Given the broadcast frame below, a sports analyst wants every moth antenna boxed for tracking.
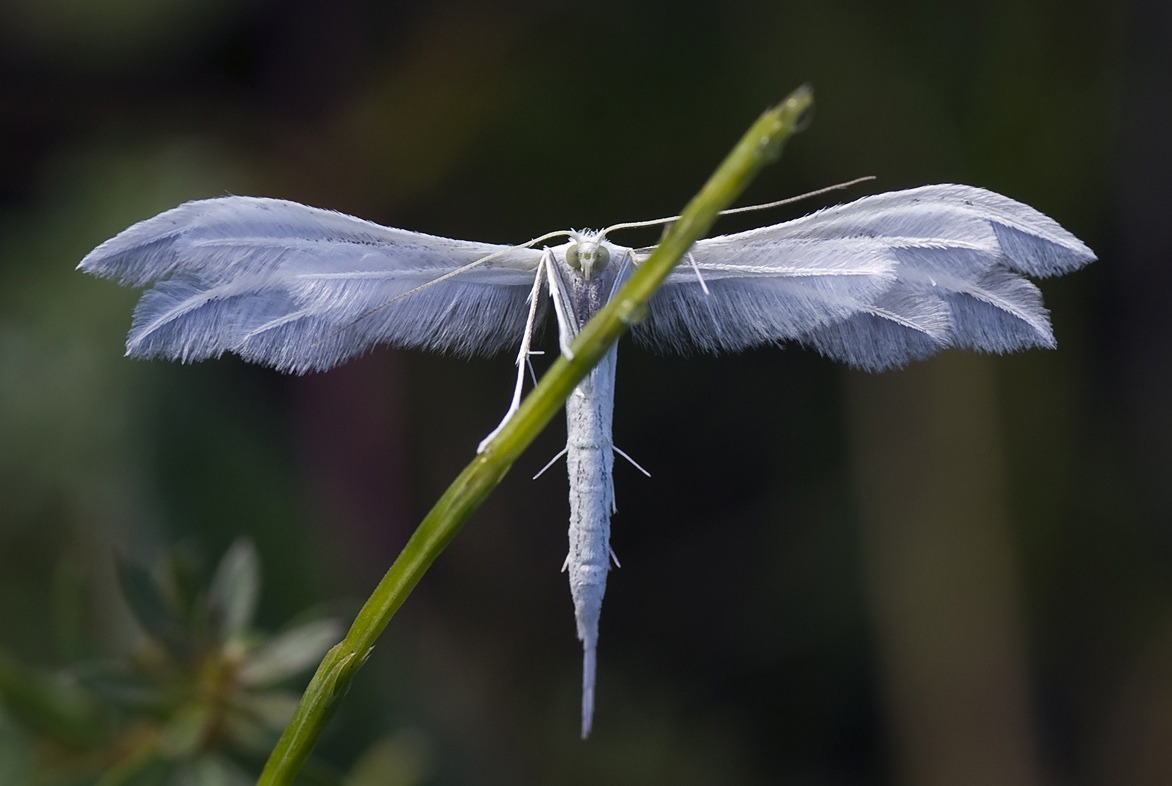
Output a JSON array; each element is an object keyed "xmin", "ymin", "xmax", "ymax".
[
  {"xmin": 717, "ymin": 175, "xmax": 876, "ymax": 216},
  {"xmin": 478, "ymin": 256, "xmax": 551, "ymax": 453},
  {"xmin": 600, "ymin": 175, "xmax": 876, "ymax": 237}
]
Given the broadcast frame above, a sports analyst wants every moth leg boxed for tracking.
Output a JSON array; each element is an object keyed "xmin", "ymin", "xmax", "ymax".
[
  {"xmin": 613, "ymin": 445, "xmax": 651, "ymax": 477},
  {"xmin": 477, "ymin": 260, "xmax": 548, "ymax": 453},
  {"xmin": 685, "ymin": 251, "xmax": 710, "ymax": 295},
  {"xmin": 545, "ymin": 248, "xmax": 579, "ymax": 360},
  {"xmin": 525, "ymin": 351, "xmax": 544, "ymax": 385},
  {"xmin": 683, "ymin": 248, "xmax": 728, "ymax": 346},
  {"xmin": 608, "ymin": 251, "xmax": 646, "ymax": 328},
  {"xmin": 532, "ymin": 447, "xmax": 568, "ymax": 480}
]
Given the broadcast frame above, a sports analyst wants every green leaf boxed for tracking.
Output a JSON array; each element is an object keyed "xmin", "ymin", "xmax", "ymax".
[
  {"xmin": 160, "ymin": 703, "xmax": 214, "ymax": 759},
  {"xmin": 207, "ymin": 539, "xmax": 261, "ymax": 644},
  {"xmin": 0, "ymin": 648, "xmax": 106, "ymax": 748},
  {"xmin": 238, "ymin": 621, "xmax": 343, "ymax": 688},
  {"xmin": 162, "ymin": 546, "xmax": 206, "ymax": 632},
  {"xmin": 231, "ymin": 691, "xmax": 301, "ymax": 730},
  {"xmin": 223, "ymin": 692, "xmax": 300, "ymax": 753},
  {"xmin": 115, "ymin": 554, "xmax": 192, "ymax": 660},
  {"xmin": 74, "ymin": 662, "xmax": 166, "ymax": 710}
]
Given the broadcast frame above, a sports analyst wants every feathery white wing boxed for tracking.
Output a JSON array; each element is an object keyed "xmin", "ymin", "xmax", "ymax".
[
  {"xmin": 78, "ymin": 182, "xmax": 1094, "ymax": 740},
  {"xmin": 633, "ymin": 184, "xmax": 1095, "ymax": 370},
  {"xmin": 78, "ymin": 196, "xmax": 545, "ymax": 373}
]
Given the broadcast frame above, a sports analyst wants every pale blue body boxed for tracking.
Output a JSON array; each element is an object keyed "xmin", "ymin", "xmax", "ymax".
[{"xmin": 552, "ymin": 237, "xmax": 625, "ymax": 738}]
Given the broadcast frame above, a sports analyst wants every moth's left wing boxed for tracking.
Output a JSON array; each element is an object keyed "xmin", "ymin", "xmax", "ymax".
[
  {"xmin": 80, "ymin": 197, "xmax": 545, "ymax": 373},
  {"xmin": 632, "ymin": 184, "xmax": 1094, "ymax": 371}
]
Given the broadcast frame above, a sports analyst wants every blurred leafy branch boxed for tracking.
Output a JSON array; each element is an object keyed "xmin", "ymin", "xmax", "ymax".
[{"xmin": 0, "ymin": 539, "xmax": 411, "ymax": 786}]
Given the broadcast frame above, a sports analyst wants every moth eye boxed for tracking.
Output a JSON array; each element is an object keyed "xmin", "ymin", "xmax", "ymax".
[
  {"xmin": 566, "ymin": 244, "xmax": 580, "ymax": 270},
  {"xmin": 595, "ymin": 245, "xmax": 610, "ymax": 270}
]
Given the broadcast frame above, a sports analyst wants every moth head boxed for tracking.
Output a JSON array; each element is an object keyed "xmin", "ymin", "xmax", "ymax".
[{"xmin": 565, "ymin": 233, "xmax": 611, "ymax": 281}]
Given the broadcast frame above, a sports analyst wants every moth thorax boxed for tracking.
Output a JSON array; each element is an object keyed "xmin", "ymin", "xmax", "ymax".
[{"xmin": 566, "ymin": 238, "xmax": 611, "ymax": 281}]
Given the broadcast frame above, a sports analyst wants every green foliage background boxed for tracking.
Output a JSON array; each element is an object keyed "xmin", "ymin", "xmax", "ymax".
[{"xmin": 0, "ymin": 0, "xmax": 1157, "ymax": 783}]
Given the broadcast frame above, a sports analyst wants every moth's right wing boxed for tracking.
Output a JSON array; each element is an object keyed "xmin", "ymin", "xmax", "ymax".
[
  {"xmin": 79, "ymin": 197, "xmax": 546, "ymax": 373},
  {"xmin": 633, "ymin": 185, "xmax": 1094, "ymax": 371}
]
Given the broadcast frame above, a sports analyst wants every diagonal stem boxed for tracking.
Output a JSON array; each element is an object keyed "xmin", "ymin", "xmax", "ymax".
[{"xmin": 258, "ymin": 84, "xmax": 814, "ymax": 785}]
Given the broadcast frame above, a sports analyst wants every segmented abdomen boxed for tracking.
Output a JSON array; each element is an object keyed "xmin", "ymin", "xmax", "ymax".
[{"xmin": 564, "ymin": 345, "xmax": 618, "ymax": 737}]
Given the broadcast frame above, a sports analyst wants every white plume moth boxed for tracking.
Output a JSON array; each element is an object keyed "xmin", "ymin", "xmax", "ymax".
[{"xmin": 78, "ymin": 180, "xmax": 1094, "ymax": 737}]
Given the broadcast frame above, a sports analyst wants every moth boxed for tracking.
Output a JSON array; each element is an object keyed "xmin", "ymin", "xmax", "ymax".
[{"xmin": 78, "ymin": 182, "xmax": 1094, "ymax": 737}]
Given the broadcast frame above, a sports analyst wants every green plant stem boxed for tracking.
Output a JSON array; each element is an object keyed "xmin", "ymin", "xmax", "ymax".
[{"xmin": 258, "ymin": 84, "xmax": 814, "ymax": 785}]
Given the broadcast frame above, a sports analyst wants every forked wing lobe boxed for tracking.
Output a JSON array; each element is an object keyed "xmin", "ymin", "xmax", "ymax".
[{"xmin": 635, "ymin": 184, "xmax": 1095, "ymax": 370}]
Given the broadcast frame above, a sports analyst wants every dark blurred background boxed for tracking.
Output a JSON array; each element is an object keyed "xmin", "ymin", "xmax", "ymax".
[{"xmin": 0, "ymin": 0, "xmax": 1165, "ymax": 783}]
